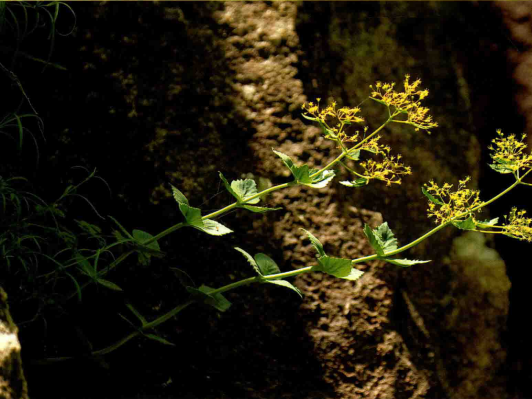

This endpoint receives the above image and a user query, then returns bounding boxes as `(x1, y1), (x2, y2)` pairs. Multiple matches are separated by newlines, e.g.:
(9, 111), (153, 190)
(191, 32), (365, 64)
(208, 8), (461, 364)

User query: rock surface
(0, 287), (28, 399)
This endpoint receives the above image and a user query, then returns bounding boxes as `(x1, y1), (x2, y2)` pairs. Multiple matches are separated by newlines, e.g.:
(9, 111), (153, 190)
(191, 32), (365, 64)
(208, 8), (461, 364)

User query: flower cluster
(370, 75), (438, 133)
(301, 99), (365, 143)
(488, 130), (532, 174)
(359, 152), (412, 186)
(425, 176), (482, 224)
(503, 208), (532, 242)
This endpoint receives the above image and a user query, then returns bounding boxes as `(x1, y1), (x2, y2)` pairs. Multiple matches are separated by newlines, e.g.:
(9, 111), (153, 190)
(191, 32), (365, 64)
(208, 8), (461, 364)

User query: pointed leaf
(452, 217), (476, 231)
(234, 247), (261, 275)
(421, 187), (444, 205)
(374, 222), (398, 253)
(187, 285), (232, 312)
(179, 203), (203, 227)
(231, 179), (260, 204)
(96, 279), (123, 291)
(241, 205), (282, 213)
(340, 268), (364, 281)
(317, 255), (353, 278)
(266, 280), (302, 298)
(126, 303), (148, 326)
(476, 218), (499, 227)
(219, 172), (239, 201)
(170, 184), (188, 205)
(75, 255), (95, 277)
(292, 164), (312, 184)
(340, 178), (368, 187)
(132, 229), (160, 251)
(254, 253), (281, 276)
(489, 163), (514, 174)
(346, 149), (361, 161)
(144, 333), (175, 346)
(307, 170), (335, 188)
(272, 149), (295, 172)
(382, 258), (431, 267)
(194, 219), (233, 236)
(301, 228), (326, 257)
(363, 224), (384, 256)
(171, 267), (196, 288)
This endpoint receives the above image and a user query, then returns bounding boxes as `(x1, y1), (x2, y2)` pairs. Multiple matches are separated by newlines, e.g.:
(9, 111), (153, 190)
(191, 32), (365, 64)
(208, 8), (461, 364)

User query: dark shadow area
(0, 2), (335, 399)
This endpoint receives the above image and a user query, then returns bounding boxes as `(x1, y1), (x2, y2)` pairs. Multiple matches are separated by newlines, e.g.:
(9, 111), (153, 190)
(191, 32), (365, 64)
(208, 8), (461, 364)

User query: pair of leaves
(109, 217), (164, 266)
(273, 149), (335, 188)
(187, 285), (232, 312)
(75, 253), (123, 292)
(171, 185), (233, 236)
(302, 229), (364, 281)
(170, 267), (232, 313)
(363, 222), (430, 267)
(119, 303), (175, 347)
(219, 173), (280, 214)
(132, 229), (164, 266)
(234, 247), (302, 297)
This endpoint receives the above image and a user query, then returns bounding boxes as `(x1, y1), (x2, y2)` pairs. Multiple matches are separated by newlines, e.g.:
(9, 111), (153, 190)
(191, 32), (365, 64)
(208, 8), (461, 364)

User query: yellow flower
(424, 176), (482, 224)
(359, 152), (411, 186)
(489, 130), (532, 174)
(503, 207), (532, 242)
(370, 75), (438, 133)
(301, 98), (365, 143)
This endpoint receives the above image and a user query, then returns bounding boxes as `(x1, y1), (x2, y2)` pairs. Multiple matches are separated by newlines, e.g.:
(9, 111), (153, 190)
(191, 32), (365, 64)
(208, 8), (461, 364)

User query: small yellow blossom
(424, 176), (482, 224)
(489, 130), (532, 174)
(370, 75), (438, 133)
(503, 208), (532, 242)
(301, 99), (365, 143)
(359, 152), (411, 186)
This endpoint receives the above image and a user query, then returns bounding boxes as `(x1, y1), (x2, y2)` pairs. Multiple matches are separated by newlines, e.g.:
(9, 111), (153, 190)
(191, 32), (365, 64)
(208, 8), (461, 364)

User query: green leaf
(476, 217), (499, 227)
(187, 285), (232, 312)
(254, 253), (280, 276)
(363, 224), (384, 256)
(346, 149), (361, 161)
(301, 113), (319, 122)
(316, 255), (353, 278)
(132, 229), (160, 251)
(109, 216), (135, 239)
(452, 217), (476, 230)
(272, 149), (295, 172)
(301, 228), (326, 257)
(179, 203), (204, 227)
(340, 268), (364, 281)
(171, 267), (196, 288)
(241, 205), (282, 213)
(231, 179), (260, 204)
(381, 258), (431, 267)
(144, 333), (175, 346)
(219, 172), (239, 201)
(235, 247), (262, 275)
(76, 220), (102, 236)
(266, 280), (302, 298)
(194, 219), (233, 236)
(126, 303), (147, 326)
(340, 178), (368, 188)
(307, 169), (335, 188)
(374, 222), (398, 253)
(421, 187), (444, 205)
(170, 184), (188, 205)
(75, 254), (95, 277)
(96, 279), (123, 291)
